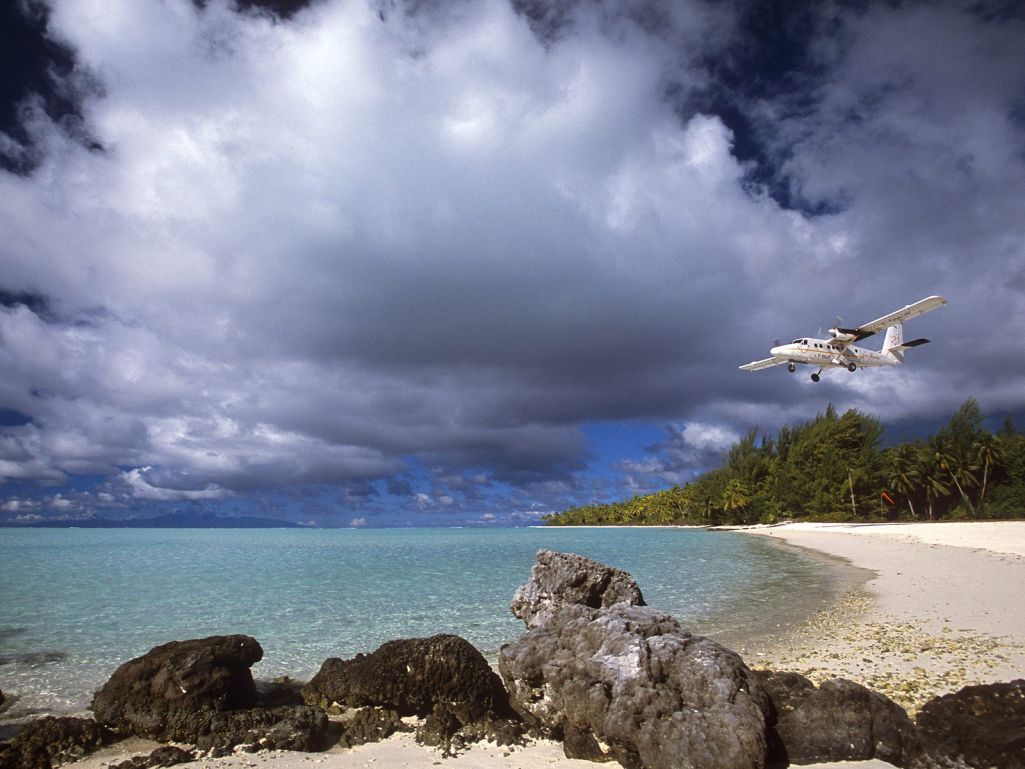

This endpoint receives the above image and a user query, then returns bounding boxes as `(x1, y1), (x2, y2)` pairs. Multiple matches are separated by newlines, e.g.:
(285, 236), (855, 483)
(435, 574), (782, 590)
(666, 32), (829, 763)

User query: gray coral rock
(498, 603), (769, 769)
(510, 550), (646, 629)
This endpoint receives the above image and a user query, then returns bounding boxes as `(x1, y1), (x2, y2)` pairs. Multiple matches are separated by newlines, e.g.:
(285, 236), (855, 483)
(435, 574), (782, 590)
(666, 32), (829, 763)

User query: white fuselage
(770, 337), (898, 369)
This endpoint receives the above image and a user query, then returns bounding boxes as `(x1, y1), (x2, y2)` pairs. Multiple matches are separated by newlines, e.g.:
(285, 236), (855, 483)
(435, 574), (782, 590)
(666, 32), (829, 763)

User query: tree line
(544, 399), (1025, 526)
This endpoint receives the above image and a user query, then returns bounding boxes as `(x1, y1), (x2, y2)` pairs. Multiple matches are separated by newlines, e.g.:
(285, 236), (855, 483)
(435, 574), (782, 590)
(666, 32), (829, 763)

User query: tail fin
(884, 324), (930, 362)
(882, 324), (903, 353)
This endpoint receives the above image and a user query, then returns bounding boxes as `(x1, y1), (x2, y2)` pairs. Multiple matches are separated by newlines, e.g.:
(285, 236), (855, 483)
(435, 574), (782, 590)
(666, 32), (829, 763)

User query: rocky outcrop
(909, 679), (1025, 769)
(91, 635), (263, 742)
(498, 602), (769, 769)
(303, 634), (509, 726)
(335, 708), (408, 749)
(89, 635), (326, 752)
(753, 670), (916, 766)
(109, 746), (196, 769)
(196, 705), (329, 755)
(510, 549), (645, 629)
(0, 717), (115, 769)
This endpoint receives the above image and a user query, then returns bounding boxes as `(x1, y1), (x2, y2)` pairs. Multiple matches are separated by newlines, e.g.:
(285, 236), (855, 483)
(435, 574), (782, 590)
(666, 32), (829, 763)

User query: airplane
(739, 295), (948, 382)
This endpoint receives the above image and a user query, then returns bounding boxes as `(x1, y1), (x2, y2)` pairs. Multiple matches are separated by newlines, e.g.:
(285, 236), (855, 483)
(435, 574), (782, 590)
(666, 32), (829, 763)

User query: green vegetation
(545, 399), (1025, 526)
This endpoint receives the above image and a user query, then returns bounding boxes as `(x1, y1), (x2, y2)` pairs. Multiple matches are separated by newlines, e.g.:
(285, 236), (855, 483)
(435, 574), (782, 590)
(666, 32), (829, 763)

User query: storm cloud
(1, 0), (1023, 523)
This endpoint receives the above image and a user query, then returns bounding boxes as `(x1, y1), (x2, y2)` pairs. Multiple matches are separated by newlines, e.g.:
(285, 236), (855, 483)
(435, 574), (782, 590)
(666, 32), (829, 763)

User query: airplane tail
(882, 323), (930, 362)
(882, 324), (903, 354)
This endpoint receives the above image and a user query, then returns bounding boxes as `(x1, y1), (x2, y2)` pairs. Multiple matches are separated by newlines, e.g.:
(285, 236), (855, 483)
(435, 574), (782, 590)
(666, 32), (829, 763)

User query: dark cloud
(1, 0), (1023, 521)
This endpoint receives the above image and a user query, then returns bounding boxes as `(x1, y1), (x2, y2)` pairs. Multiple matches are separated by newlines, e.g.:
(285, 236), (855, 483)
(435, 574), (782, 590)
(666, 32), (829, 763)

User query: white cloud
(0, 0), (1023, 515)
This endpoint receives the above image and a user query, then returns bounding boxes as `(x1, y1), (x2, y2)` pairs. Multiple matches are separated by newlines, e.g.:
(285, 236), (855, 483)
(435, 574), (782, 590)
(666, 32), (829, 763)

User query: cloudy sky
(2, 0), (1023, 526)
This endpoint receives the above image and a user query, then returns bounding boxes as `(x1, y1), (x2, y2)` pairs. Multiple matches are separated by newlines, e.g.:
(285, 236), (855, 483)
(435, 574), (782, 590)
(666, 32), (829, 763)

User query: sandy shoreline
(59, 521), (1025, 769)
(738, 522), (1025, 712)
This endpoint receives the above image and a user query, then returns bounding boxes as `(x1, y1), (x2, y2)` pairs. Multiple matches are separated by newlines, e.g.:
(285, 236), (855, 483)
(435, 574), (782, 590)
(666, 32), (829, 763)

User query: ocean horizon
(0, 526), (835, 720)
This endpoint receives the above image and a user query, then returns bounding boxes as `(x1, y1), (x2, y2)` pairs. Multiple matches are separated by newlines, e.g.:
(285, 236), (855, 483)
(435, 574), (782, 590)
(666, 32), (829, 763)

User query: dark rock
(910, 679), (1025, 769)
(499, 602), (768, 769)
(91, 635), (263, 742)
(415, 705), (463, 751)
(256, 677), (305, 708)
(110, 746), (196, 769)
(510, 550), (645, 629)
(753, 670), (916, 766)
(562, 724), (615, 762)
(415, 705), (527, 757)
(195, 705), (329, 754)
(0, 717), (115, 769)
(335, 708), (407, 749)
(303, 634), (508, 727)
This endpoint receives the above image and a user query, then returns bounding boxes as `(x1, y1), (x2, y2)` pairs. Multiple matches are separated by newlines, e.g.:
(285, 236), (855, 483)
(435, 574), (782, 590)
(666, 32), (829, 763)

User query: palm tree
(915, 441), (950, 520)
(887, 444), (921, 519)
(974, 433), (1003, 516)
(928, 435), (977, 517)
(722, 479), (752, 523)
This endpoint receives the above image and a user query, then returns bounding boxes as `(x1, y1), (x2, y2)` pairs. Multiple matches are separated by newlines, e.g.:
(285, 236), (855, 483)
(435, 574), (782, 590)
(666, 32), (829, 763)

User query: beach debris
(0, 716), (115, 769)
(510, 549), (645, 630)
(752, 669), (916, 766)
(499, 601), (769, 769)
(909, 679), (1025, 769)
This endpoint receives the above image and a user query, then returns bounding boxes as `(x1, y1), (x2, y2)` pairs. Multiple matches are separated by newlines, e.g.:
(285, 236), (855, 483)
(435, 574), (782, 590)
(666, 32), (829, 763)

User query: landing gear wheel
(787, 363), (796, 373)
(811, 372), (820, 382)
(847, 362), (857, 372)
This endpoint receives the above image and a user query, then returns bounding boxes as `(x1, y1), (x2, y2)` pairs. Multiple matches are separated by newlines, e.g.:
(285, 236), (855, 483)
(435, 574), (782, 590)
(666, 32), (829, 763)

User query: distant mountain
(5, 512), (303, 528)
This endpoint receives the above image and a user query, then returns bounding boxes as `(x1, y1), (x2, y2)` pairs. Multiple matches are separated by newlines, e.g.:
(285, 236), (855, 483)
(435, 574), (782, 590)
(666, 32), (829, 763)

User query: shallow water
(0, 526), (833, 718)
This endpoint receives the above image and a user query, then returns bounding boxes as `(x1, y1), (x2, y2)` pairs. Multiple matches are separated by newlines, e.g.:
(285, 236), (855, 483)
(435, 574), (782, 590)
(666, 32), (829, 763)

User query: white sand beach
(738, 521), (1025, 710)
(62, 521), (1025, 769)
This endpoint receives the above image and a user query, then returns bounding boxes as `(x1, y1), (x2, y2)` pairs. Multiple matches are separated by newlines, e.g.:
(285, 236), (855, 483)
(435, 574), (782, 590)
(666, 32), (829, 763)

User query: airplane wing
(739, 357), (786, 371)
(833, 295), (948, 342)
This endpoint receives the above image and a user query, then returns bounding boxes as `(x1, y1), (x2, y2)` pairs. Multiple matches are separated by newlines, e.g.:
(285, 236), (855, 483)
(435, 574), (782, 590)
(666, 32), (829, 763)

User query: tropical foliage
(544, 399), (1025, 526)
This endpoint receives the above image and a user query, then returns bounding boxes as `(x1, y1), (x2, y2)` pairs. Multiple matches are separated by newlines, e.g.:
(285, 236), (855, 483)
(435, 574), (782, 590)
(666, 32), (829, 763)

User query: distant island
(3, 512), (303, 529)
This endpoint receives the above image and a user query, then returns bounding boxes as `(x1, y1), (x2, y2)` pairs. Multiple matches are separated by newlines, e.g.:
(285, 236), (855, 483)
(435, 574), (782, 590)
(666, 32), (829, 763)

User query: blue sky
(2, 0), (1024, 525)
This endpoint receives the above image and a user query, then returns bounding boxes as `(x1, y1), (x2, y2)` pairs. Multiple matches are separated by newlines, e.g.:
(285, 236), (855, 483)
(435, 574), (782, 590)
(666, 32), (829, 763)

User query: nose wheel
(811, 369), (822, 382)
(787, 363), (796, 373)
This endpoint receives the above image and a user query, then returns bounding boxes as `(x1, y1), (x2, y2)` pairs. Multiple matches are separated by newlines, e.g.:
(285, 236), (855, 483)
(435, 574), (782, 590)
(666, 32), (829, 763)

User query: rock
(498, 602), (769, 769)
(510, 550), (646, 629)
(563, 723), (616, 763)
(255, 677), (305, 708)
(910, 679), (1025, 769)
(303, 634), (508, 727)
(415, 705), (527, 757)
(109, 746), (195, 769)
(195, 705), (329, 754)
(0, 717), (115, 769)
(91, 635), (263, 743)
(753, 670), (916, 766)
(335, 708), (407, 749)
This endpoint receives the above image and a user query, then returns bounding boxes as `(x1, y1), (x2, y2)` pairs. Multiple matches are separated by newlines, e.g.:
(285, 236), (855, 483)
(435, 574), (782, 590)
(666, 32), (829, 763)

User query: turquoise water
(0, 527), (829, 718)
